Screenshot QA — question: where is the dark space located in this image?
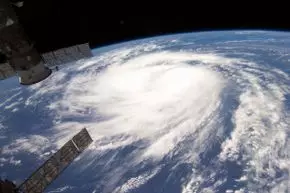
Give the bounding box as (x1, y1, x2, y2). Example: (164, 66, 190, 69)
(11, 0, 289, 53)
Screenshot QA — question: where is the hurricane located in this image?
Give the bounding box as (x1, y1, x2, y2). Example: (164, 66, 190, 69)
(1, 31, 290, 193)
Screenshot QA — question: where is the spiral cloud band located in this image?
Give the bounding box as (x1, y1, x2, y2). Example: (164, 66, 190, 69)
(1, 32, 290, 193)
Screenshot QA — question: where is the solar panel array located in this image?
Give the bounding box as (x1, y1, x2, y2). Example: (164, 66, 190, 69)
(18, 128, 93, 193)
(42, 43, 93, 67)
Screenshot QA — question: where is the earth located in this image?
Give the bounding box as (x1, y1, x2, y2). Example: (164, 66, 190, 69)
(0, 31, 290, 193)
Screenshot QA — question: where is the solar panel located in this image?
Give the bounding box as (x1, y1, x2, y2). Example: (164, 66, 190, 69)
(72, 128, 93, 152)
(18, 128, 93, 193)
(41, 43, 92, 68)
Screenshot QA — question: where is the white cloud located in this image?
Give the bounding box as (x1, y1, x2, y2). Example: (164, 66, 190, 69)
(0, 123, 4, 130)
(11, 108, 19, 112)
(47, 186, 73, 193)
(4, 40, 288, 192)
(0, 156, 21, 166)
(0, 91, 22, 108)
(43, 52, 226, 162)
(9, 157, 21, 166)
(4, 101, 21, 110)
(2, 135, 51, 156)
(0, 158, 8, 162)
(219, 61, 290, 191)
(234, 190, 245, 193)
(24, 50, 234, 191)
(114, 167, 161, 193)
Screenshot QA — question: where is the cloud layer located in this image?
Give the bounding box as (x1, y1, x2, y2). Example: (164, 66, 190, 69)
(1, 33, 290, 192)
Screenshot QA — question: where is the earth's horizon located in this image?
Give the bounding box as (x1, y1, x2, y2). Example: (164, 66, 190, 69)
(1, 30, 290, 193)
